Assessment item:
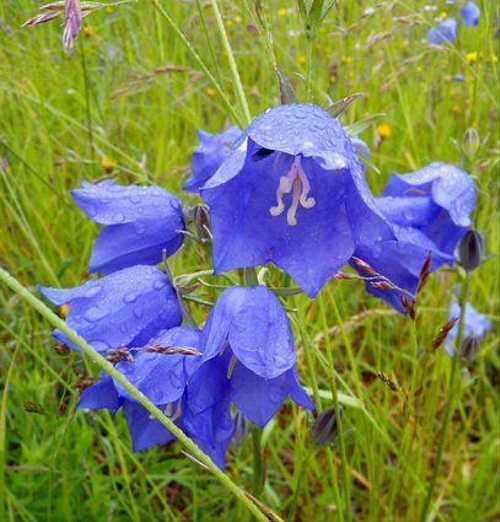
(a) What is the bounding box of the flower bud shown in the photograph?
[311,407,339,447]
[460,335,481,361]
[463,128,480,158]
[458,229,484,271]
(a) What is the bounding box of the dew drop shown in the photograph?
[123,292,138,304]
[135,223,146,234]
[133,306,144,319]
[113,212,125,223]
[84,306,108,322]
[153,279,167,291]
[84,285,101,298]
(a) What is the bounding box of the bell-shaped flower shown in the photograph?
[184,126,243,193]
[200,104,394,297]
[72,181,185,274]
[39,265,183,354]
[79,326,235,467]
[351,163,476,313]
[199,285,314,426]
[444,301,492,356]
[428,18,458,46]
[377,162,476,258]
[201,285,297,378]
[461,1,480,27]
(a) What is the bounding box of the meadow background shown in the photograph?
[0,1,499,521]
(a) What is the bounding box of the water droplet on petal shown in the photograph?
[133,306,144,319]
[84,285,101,298]
[113,213,125,223]
[135,223,146,234]
[84,307,108,322]
[123,292,138,304]
[153,279,167,290]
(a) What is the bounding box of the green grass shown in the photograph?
[0,1,499,520]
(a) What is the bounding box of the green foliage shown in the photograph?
[0,1,499,520]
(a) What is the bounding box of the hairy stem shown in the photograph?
[0,267,269,522]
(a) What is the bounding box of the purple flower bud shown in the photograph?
[458,229,484,271]
[311,407,339,447]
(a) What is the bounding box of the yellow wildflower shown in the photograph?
[377,123,392,140]
[466,52,478,65]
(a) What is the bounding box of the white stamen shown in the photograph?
[269,157,316,225]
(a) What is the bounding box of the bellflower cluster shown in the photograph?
[40,97,480,468]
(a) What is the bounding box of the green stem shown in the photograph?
[150,0,243,126]
[251,425,265,498]
[208,0,252,126]
[0,267,268,522]
[420,274,471,521]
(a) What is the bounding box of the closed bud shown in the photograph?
[458,229,484,271]
[460,335,481,361]
[311,407,339,447]
[463,128,480,158]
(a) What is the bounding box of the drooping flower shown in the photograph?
[461,1,480,27]
[184,126,243,193]
[350,163,476,313]
[200,285,314,426]
[39,265,183,354]
[79,326,235,467]
[444,301,492,356]
[377,162,476,258]
[200,104,394,297]
[72,181,185,274]
[428,18,458,46]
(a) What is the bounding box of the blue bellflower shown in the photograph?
[73,181,185,274]
[200,285,314,426]
[39,265,183,354]
[79,326,235,467]
[351,163,476,313]
[378,162,476,258]
[444,302,492,356]
[461,1,480,26]
[428,18,458,45]
[184,126,243,193]
[200,104,394,297]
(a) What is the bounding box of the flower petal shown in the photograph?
[39,265,183,354]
